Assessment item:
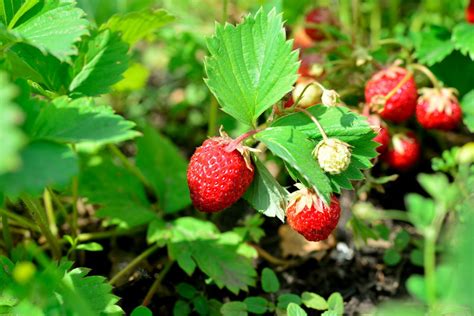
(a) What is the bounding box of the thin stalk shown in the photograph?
[207,96,219,136]
[22,196,62,259]
[43,189,58,237]
[48,188,69,223]
[410,63,441,89]
[0,208,40,232]
[1,214,13,253]
[351,0,360,45]
[109,244,161,286]
[108,144,151,191]
[71,176,79,238]
[379,210,411,222]
[370,0,381,49]
[78,226,145,242]
[424,228,436,306]
[142,260,175,306]
[297,107,328,142]
[225,129,260,152]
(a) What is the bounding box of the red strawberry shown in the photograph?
[304,8,334,41]
[365,66,418,123]
[367,114,390,154]
[467,0,474,23]
[187,135,254,213]
[283,94,295,108]
[385,132,420,171]
[286,184,341,241]
[416,88,462,130]
[292,28,314,51]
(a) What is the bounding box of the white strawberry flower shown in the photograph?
[313,138,352,174]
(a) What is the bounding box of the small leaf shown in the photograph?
[327,292,344,315]
[136,126,191,213]
[410,249,424,267]
[452,23,474,60]
[76,242,103,252]
[394,230,410,251]
[406,275,427,303]
[101,9,174,46]
[131,306,153,316]
[277,294,302,309]
[114,62,150,91]
[69,30,129,96]
[205,9,299,126]
[287,303,307,316]
[461,90,474,132]
[321,311,339,316]
[12,1,89,61]
[243,297,268,314]
[173,300,191,316]
[261,267,280,293]
[244,157,288,222]
[405,194,435,230]
[192,295,209,316]
[412,26,455,66]
[147,219,171,246]
[301,292,328,310]
[383,248,401,266]
[176,283,198,300]
[31,97,140,145]
[0,141,78,197]
[220,302,248,316]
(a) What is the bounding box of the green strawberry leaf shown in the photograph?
[6,0,39,29]
[69,30,129,96]
[255,126,332,204]
[30,97,140,145]
[0,140,78,197]
[452,22,474,60]
[278,294,302,310]
[12,0,89,61]
[287,303,307,316]
[269,105,378,195]
[0,72,25,174]
[205,8,299,126]
[461,89,474,132]
[101,8,174,46]
[166,217,257,294]
[220,301,248,316]
[301,292,328,310]
[243,297,268,314]
[80,157,157,229]
[327,292,344,315]
[244,157,288,222]
[412,26,455,66]
[405,194,435,231]
[261,267,280,293]
[136,126,191,213]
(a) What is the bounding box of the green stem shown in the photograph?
[108,144,151,191]
[424,228,436,307]
[410,63,442,89]
[380,210,411,222]
[370,0,381,49]
[0,208,40,232]
[22,196,62,260]
[351,0,360,45]
[48,188,69,224]
[71,176,79,238]
[142,260,174,306]
[78,226,145,242]
[207,96,219,136]
[1,214,13,253]
[109,244,161,286]
[297,107,329,142]
[43,189,58,237]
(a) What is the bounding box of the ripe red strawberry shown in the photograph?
[385,132,420,171]
[187,136,254,213]
[416,88,462,130]
[304,8,334,41]
[298,53,324,79]
[467,0,474,23]
[367,114,390,154]
[365,66,418,123]
[286,185,341,241]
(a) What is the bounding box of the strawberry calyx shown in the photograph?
[418,87,459,116]
[288,183,326,215]
[217,128,259,171]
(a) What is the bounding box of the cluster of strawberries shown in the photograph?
[185,7,465,244]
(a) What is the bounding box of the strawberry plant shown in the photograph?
[1,1,473,315]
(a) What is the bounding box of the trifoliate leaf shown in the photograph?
[0,72,25,174]
[0,140,78,197]
[452,23,474,60]
[79,157,157,228]
[69,30,129,96]
[12,0,89,61]
[461,89,474,132]
[412,26,454,66]
[30,97,140,145]
[167,217,257,294]
[101,9,174,46]
[268,106,378,196]
[136,126,191,213]
[244,158,288,222]
[205,9,299,126]
[255,126,332,204]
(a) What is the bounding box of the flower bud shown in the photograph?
[313,138,352,174]
[321,89,339,107]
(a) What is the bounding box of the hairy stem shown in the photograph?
[297,107,329,141]
[410,63,441,89]
[22,196,62,260]
[142,260,175,306]
[109,244,161,286]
